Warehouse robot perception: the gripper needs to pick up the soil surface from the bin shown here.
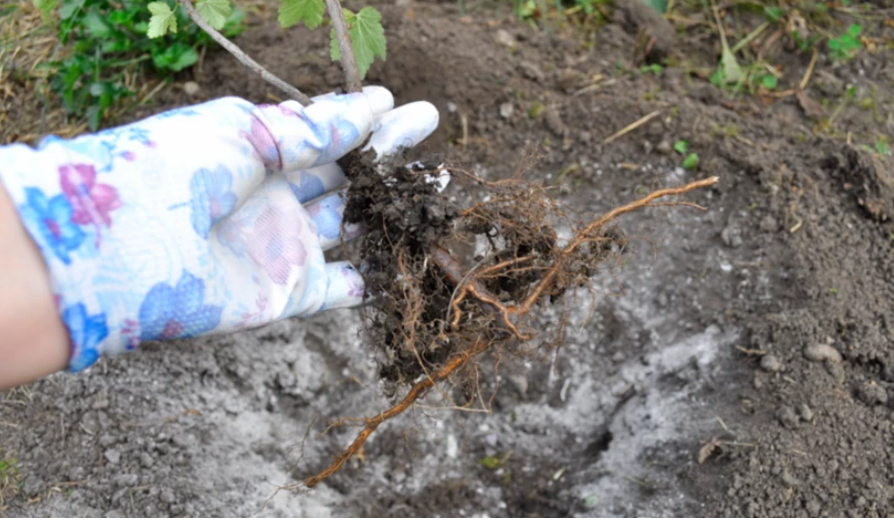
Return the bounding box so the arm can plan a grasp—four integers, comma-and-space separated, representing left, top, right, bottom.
3, 0, 894, 516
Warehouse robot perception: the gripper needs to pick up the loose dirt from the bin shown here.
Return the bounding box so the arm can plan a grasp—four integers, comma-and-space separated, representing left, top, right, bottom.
2, 0, 893, 516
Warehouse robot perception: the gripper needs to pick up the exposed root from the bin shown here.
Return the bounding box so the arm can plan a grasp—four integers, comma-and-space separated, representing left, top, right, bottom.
296, 155, 719, 488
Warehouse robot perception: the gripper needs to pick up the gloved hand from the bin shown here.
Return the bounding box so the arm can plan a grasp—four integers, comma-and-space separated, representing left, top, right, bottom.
0, 87, 441, 372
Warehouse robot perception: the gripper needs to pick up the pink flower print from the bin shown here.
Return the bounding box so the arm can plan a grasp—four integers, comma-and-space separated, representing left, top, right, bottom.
59, 164, 121, 244
241, 117, 282, 171
247, 207, 307, 285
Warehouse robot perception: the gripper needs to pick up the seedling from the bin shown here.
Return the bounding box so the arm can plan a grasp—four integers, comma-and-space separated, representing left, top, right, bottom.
828, 24, 862, 60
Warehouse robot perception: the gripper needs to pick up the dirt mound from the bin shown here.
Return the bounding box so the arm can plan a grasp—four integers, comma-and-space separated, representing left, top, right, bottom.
3, 0, 894, 516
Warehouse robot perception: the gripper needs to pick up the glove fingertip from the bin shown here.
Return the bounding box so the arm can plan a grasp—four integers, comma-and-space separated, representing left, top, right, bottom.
362, 86, 395, 116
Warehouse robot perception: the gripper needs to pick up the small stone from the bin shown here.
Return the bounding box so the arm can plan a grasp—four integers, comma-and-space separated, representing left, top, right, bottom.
781, 469, 799, 486
140, 452, 154, 468
99, 434, 117, 447
805, 499, 821, 516
856, 381, 888, 405
495, 29, 516, 49
22, 475, 43, 496
777, 406, 800, 429
578, 131, 592, 143
656, 140, 672, 154
519, 61, 545, 82
509, 375, 528, 396
825, 360, 846, 383
759, 215, 780, 233
104, 449, 121, 465
804, 344, 842, 363
545, 107, 565, 136
760, 354, 782, 373
160, 489, 176, 504
799, 403, 814, 422
115, 474, 138, 487
645, 120, 664, 137
721, 225, 743, 248
499, 102, 514, 119
183, 81, 201, 96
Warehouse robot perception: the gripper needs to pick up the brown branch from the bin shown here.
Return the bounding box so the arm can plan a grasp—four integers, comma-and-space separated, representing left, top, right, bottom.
178, 0, 314, 106
324, 0, 363, 93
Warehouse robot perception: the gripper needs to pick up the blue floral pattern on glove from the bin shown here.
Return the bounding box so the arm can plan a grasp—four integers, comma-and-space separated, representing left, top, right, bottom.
139, 272, 223, 341
0, 92, 396, 372
64, 303, 109, 373
20, 188, 86, 264
289, 171, 326, 203
189, 166, 238, 239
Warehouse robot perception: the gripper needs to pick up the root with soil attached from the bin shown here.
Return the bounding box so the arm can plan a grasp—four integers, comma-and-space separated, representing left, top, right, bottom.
295, 151, 718, 488
186, 0, 720, 490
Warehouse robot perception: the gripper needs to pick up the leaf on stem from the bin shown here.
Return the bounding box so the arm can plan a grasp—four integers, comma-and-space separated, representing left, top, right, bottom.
196, 0, 233, 30
279, 0, 326, 29
147, 1, 177, 38
330, 6, 386, 79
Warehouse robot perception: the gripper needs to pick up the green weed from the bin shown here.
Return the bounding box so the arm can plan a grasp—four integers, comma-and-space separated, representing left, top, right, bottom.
828, 24, 862, 60
47, 0, 244, 130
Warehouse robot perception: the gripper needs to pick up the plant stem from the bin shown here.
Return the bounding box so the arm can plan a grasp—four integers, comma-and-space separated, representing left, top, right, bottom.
325, 0, 363, 93
177, 0, 314, 106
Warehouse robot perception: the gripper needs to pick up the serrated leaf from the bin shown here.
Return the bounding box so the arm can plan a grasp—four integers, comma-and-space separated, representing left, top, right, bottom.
279, 0, 325, 29
147, 2, 177, 38
331, 7, 386, 79
196, 0, 232, 30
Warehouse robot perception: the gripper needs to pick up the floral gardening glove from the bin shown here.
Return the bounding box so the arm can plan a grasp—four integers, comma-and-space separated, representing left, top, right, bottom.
0, 87, 441, 372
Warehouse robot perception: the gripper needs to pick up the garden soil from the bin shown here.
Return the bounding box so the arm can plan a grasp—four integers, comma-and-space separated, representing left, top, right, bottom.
3, 0, 894, 516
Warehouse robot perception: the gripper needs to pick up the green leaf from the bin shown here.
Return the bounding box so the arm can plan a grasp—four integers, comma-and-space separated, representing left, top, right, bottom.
82, 11, 111, 38
58, 0, 84, 19
682, 153, 699, 170
331, 7, 387, 79
761, 75, 778, 89
847, 24, 862, 38
147, 1, 177, 38
673, 140, 689, 155
278, 0, 325, 29
196, 0, 232, 30
719, 47, 743, 85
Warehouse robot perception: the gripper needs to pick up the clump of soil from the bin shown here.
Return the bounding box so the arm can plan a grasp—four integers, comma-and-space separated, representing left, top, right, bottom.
338, 150, 626, 388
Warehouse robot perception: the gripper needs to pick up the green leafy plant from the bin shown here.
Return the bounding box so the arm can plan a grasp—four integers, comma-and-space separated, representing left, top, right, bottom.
673, 139, 699, 170
828, 24, 862, 60
149, 0, 386, 83
681, 153, 699, 170
36, 0, 244, 130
